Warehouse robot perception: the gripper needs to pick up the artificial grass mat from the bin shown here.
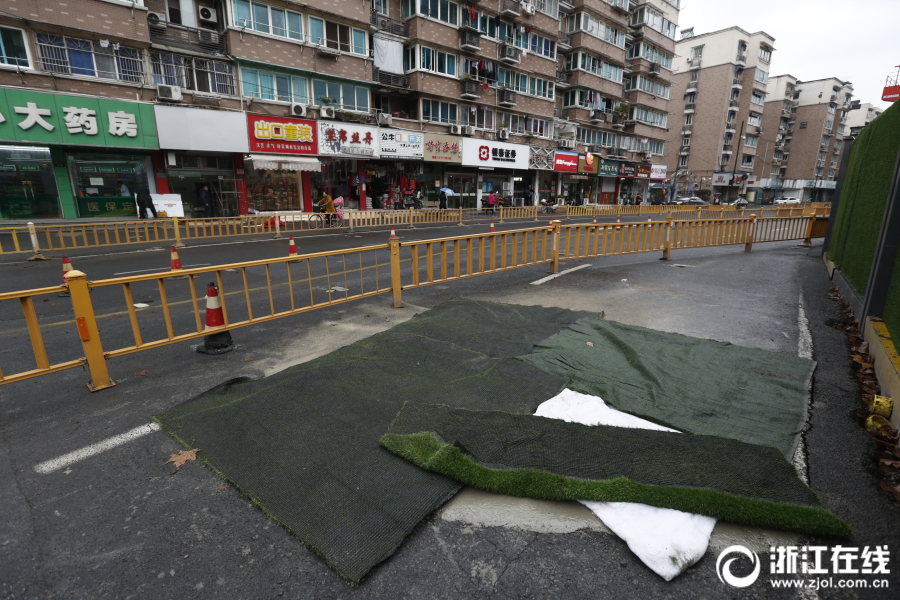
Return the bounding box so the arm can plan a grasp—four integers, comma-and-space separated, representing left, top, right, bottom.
381, 403, 852, 539
519, 317, 815, 458
154, 299, 585, 583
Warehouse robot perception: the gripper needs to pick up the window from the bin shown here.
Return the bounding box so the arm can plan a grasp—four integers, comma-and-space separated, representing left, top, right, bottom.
751, 92, 765, 105
309, 80, 368, 111
827, 105, 836, 114
625, 75, 670, 99
631, 6, 676, 38
691, 45, 704, 59
628, 42, 673, 69
167, 0, 182, 24
567, 13, 625, 48
422, 99, 457, 123
628, 106, 667, 128
233, 1, 304, 41
744, 135, 758, 148
0, 26, 29, 67
152, 53, 236, 95
771, 166, 780, 176
815, 167, 823, 177
36, 34, 143, 82
402, 0, 458, 25
679, 155, 688, 168
684, 113, 693, 125
307, 17, 367, 54
690, 70, 699, 82
741, 155, 754, 168
576, 128, 617, 147
648, 140, 664, 155
405, 46, 456, 76
460, 106, 494, 129
529, 33, 556, 59
748, 113, 761, 126
799, 122, 808, 129
528, 76, 554, 99
754, 69, 768, 84
534, 0, 559, 18
563, 88, 612, 111
565, 52, 622, 83
242, 68, 309, 103
824, 120, 833, 129
681, 136, 690, 147
838, 124, 846, 134
829, 169, 835, 178
758, 46, 772, 63
374, 0, 388, 15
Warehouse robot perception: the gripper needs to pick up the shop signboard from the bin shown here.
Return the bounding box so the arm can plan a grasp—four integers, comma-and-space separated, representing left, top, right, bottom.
0, 89, 157, 148
635, 163, 652, 179
816, 180, 837, 189
618, 162, 636, 177
247, 114, 316, 155
650, 164, 667, 180
529, 146, 554, 170
317, 121, 379, 158
554, 151, 578, 172
380, 130, 424, 159
712, 171, 756, 186
156, 106, 249, 153
578, 153, 600, 175
597, 159, 619, 177
76, 196, 138, 217
461, 139, 529, 169
423, 133, 463, 163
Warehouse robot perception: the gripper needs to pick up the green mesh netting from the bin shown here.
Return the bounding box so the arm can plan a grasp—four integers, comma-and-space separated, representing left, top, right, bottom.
518, 318, 815, 457
381, 403, 851, 538
154, 300, 585, 582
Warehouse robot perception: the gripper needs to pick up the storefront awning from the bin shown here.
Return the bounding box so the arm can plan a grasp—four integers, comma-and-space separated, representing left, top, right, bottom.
247, 154, 321, 171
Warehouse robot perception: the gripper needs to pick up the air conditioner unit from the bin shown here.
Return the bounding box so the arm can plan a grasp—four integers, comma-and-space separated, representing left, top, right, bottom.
463, 125, 476, 136
376, 113, 392, 126
558, 123, 576, 137
589, 144, 603, 154
317, 45, 341, 58
291, 103, 307, 117
502, 182, 513, 191
498, 128, 510, 140
156, 84, 183, 102
319, 106, 336, 118
147, 12, 167, 27
643, 152, 653, 160
449, 124, 463, 135
198, 7, 218, 24
686, 57, 692, 63
558, 139, 576, 149
525, 3, 536, 15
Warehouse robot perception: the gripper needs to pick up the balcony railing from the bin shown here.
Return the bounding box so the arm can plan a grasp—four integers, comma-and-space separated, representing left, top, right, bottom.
555, 71, 571, 88
557, 33, 572, 50
371, 11, 409, 37
729, 100, 740, 108
684, 102, 696, 111
501, 0, 521, 17
723, 144, 734, 152
736, 53, 747, 62
149, 22, 226, 55
732, 78, 743, 87
372, 67, 410, 89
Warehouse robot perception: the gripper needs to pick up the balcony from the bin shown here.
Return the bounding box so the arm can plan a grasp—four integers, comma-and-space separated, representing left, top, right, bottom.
611, 114, 625, 130
736, 53, 747, 63
459, 28, 481, 52
679, 146, 690, 155
725, 124, 736, 134
370, 11, 409, 37
684, 102, 696, 112
460, 79, 481, 100
500, 0, 521, 18
688, 59, 701, 69
149, 22, 226, 55
558, 0, 575, 12
732, 78, 743, 89
555, 71, 571, 89
649, 62, 661, 75
629, 26, 645, 39
498, 89, 517, 107
498, 44, 520, 64
723, 144, 734, 153
557, 33, 572, 51
682, 125, 693, 135
729, 100, 740, 108
372, 67, 410, 90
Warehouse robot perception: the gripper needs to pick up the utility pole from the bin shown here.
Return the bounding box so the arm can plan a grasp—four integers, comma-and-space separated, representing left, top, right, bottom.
730, 120, 746, 202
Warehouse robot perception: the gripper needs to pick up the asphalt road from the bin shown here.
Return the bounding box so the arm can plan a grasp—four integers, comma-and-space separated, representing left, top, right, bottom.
1, 232, 898, 599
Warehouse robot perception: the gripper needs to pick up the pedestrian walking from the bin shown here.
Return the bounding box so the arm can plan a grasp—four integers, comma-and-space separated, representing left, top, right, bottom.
198, 185, 212, 219
487, 191, 496, 214
439, 189, 448, 210
524, 184, 533, 205
136, 190, 157, 219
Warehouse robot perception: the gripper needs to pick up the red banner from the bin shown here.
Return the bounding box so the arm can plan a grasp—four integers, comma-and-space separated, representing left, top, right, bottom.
247, 114, 317, 154
554, 151, 578, 172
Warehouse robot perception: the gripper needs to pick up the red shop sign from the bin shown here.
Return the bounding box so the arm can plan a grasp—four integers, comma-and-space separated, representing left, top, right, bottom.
247, 114, 317, 155
554, 151, 578, 172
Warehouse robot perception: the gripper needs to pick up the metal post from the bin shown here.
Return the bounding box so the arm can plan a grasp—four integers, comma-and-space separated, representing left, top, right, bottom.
408, 207, 416, 229
389, 236, 404, 308
798, 209, 817, 247
26, 222, 50, 261
498, 205, 505, 224
662, 214, 673, 261
744, 214, 757, 253
172, 216, 185, 248
457, 206, 464, 227
347, 210, 356, 234
273, 211, 282, 239
550, 220, 561, 273
861, 147, 900, 322
65, 270, 115, 391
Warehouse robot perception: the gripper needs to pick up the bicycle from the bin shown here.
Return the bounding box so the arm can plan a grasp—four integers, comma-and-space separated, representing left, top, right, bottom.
309, 209, 344, 229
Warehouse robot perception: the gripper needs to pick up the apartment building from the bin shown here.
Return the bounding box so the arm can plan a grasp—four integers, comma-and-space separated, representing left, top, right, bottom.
845, 102, 883, 131
663, 26, 776, 203
0, 0, 678, 220
757, 74, 798, 200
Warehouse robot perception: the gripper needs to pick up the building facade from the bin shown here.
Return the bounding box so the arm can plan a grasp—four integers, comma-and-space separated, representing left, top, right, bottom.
662, 26, 775, 202
844, 102, 883, 132
0, 0, 677, 220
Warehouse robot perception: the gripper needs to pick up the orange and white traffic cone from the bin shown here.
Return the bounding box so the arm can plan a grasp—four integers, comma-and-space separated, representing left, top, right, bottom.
647, 216, 652, 223
489, 221, 495, 233
170, 247, 183, 272
592, 216, 597, 226
59, 257, 74, 296
615, 215, 622, 230
390, 226, 397, 239
288, 235, 297, 256
197, 282, 233, 355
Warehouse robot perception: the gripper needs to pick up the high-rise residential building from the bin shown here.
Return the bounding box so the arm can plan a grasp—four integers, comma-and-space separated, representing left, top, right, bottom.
845, 102, 883, 131
758, 74, 799, 199
0, 0, 679, 221
662, 26, 776, 202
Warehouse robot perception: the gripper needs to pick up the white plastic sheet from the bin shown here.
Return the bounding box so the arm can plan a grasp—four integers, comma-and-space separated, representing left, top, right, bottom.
373, 36, 404, 74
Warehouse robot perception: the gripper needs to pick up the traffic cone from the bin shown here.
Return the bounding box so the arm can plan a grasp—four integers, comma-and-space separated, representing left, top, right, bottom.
197, 282, 233, 355
170, 247, 183, 272
615, 215, 622, 230
647, 216, 652, 223
288, 236, 297, 256
592, 216, 597, 226
390, 226, 397, 239
59, 257, 73, 296
489, 221, 495, 233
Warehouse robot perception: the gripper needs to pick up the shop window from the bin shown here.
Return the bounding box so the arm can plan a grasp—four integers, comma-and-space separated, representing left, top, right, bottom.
68, 152, 151, 216
152, 53, 236, 95
0, 146, 59, 219
233, 1, 305, 41
243, 68, 309, 104
0, 26, 30, 68
308, 17, 367, 55
36, 34, 144, 82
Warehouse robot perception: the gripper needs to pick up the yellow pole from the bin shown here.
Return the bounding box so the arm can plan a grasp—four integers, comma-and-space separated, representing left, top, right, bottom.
408, 207, 416, 229
662, 213, 673, 261
273, 211, 282, 239
26, 222, 51, 261
65, 270, 115, 391
550, 220, 561, 273
458, 206, 464, 227
498, 204, 505, 223
798, 209, 816, 247
389, 236, 404, 308
172, 216, 185, 248
744, 214, 757, 253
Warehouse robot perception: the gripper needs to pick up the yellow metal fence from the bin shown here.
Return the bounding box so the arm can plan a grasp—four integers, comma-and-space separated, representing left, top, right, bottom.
0, 213, 823, 389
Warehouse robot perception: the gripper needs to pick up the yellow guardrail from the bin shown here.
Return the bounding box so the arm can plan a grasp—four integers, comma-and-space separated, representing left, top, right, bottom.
0, 212, 824, 390
1, 204, 831, 258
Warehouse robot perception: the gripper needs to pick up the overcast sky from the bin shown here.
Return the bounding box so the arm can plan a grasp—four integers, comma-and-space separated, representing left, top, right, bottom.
676, 0, 895, 110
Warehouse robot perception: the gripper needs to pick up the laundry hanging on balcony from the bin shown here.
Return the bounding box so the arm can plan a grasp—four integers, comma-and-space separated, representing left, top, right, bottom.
373, 36, 404, 75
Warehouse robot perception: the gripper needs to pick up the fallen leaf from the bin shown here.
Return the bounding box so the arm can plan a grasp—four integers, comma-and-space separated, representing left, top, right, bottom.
586, 342, 594, 347
878, 481, 900, 502
165, 448, 200, 470
219, 486, 227, 491
134, 370, 149, 376
244, 359, 253, 362
43, 298, 49, 302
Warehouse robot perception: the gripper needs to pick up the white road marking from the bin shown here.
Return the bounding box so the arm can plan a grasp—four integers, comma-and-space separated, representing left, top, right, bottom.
34, 422, 161, 474
113, 264, 210, 275
530, 264, 591, 285
793, 292, 812, 485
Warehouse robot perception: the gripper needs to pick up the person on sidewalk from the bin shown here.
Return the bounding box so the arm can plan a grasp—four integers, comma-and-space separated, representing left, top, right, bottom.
198, 185, 212, 219
136, 190, 157, 219
487, 191, 496, 214
439, 189, 448, 210
524, 184, 533, 206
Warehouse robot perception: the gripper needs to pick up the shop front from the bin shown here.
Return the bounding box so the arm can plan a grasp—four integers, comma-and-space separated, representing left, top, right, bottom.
573, 153, 602, 204
554, 151, 579, 204
711, 171, 758, 203
424, 133, 466, 208
631, 163, 653, 202
0, 89, 158, 219
156, 105, 251, 217
649, 164, 667, 203
528, 146, 555, 206
461, 139, 530, 208
617, 162, 637, 203
367, 129, 426, 209
597, 159, 620, 204
244, 113, 318, 213
316, 121, 380, 211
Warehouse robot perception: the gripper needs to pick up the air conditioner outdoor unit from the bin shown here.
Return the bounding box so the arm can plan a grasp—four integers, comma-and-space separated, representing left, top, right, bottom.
502, 182, 513, 191
498, 128, 510, 140
319, 106, 336, 118
686, 57, 692, 63
317, 45, 341, 58
156, 84, 183, 102
377, 113, 392, 126
558, 123, 576, 137
525, 3, 536, 15
590, 113, 606, 123
463, 125, 475, 136
291, 103, 307, 117
558, 139, 576, 149
643, 152, 653, 160
449, 124, 463, 135
198, 7, 218, 24
147, 12, 167, 27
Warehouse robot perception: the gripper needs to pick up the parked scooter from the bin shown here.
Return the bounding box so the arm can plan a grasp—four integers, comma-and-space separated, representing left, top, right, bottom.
539, 200, 558, 214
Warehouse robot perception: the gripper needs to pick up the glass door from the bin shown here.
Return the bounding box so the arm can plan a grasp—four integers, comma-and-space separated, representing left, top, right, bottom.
447, 172, 476, 209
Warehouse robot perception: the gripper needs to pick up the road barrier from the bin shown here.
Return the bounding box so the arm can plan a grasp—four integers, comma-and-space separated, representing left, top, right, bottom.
0, 212, 825, 390
0, 204, 832, 257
